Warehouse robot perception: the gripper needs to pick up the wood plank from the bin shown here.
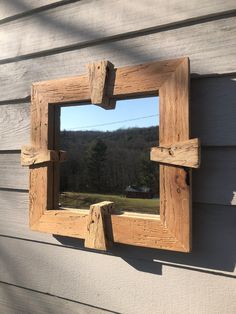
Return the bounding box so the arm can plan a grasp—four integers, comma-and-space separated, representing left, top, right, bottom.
0, 1, 63, 21
0, 0, 235, 61
21, 145, 67, 166
0, 103, 30, 151
0, 232, 235, 314
0, 153, 28, 190
0, 282, 115, 314
1, 16, 236, 103
151, 138, 200, 168
158, 58, 191, 251
85, 202, 114, 251
88, 60, 116, 109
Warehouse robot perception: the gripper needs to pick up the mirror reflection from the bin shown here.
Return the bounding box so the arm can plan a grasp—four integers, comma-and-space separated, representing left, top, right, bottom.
59, 97, 160, 214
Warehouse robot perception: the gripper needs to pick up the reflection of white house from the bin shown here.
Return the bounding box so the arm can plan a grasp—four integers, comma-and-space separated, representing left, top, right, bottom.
125, 185, 154, 199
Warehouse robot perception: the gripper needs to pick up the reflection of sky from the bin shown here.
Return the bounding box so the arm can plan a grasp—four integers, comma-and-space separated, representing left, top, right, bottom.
61, 97, 159, 131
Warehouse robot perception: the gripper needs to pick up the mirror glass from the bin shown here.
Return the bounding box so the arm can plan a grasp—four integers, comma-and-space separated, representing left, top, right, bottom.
59, 96, 160, 214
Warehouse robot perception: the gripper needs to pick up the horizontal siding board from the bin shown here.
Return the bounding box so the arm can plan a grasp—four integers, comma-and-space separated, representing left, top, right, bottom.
0, 103, 30, 150
191, 76, 236, 146
0, 1, 63, 21
0, 282, 114, 314
0, 219, 235, 314
0, 0, 236, 61
1, 148, 236, 206
0, 190, 235, 275
0, 154, 28, 190
1, 17, 236, 102
0, 76, 236, 150
193, 148, 236, 205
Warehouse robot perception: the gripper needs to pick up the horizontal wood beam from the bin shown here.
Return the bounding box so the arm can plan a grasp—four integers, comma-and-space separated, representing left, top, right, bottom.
150, 138, 200, 168
21, 145, 67, 166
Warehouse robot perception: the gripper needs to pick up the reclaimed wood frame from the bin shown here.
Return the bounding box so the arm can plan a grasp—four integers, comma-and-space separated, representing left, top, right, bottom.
29, 57, 191, 252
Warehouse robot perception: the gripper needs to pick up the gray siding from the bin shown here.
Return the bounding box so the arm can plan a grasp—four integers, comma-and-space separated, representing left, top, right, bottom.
0, 1, 235, 313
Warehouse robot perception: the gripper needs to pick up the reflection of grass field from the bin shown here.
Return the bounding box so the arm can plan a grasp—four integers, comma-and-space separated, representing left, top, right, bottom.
60, 192, 159, 214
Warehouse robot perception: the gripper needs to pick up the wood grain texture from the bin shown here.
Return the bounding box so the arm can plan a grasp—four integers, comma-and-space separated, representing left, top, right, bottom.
0, 103, 30, 151
151, 138, 200, 168
28, 58, 191, 252
0, 0, 235, 61
85, 201, 114, 250
21, 145, 67, 166
159, 58, 191, 251
1, 17, 236, 102
0, 1, 63, 21
0, 282, 113, 314
0, 235, 235, 314
0, 153, 28, 190
88, 60, 116, 109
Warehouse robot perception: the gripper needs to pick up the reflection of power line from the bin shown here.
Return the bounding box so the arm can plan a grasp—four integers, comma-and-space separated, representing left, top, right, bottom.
67, 114, 159, 130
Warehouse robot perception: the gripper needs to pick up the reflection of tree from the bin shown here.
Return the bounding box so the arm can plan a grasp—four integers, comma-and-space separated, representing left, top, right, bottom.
86, 139, 107, 192
138, 158, 159, 195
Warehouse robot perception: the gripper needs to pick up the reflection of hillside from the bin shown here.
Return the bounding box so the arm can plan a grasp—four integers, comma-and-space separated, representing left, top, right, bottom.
60, 126, 159, 195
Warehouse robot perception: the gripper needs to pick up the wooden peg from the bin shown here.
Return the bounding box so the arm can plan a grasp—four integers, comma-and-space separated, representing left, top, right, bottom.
21, 145, 67, 166
85, 201, 114, 251
150, 138, 200, 168
87, 60, 116, 110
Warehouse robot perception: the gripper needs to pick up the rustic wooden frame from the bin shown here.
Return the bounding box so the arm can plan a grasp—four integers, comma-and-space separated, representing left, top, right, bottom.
28, 58, 192, 252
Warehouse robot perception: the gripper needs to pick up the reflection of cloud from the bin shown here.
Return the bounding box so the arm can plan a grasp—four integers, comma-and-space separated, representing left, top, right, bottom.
231, 192, 236, 205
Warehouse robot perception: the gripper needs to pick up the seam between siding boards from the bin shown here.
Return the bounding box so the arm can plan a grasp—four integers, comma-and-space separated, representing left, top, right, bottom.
0, 10, 235, 65
0, 0, 81, 25
0, 280, 120, 314
0, 234, 235, 279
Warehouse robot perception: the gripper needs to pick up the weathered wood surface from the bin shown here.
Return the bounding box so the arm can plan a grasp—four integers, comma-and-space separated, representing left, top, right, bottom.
0, 153, 28, 190
0, 0, 235, 61
151, 138, 200, 168
0, 103, 30, 151
21, 145, 67, 166
85, 201, 114, 250
1, 76, 236, 150
26, 58, 191, 252
1, 147, 236, 205
0, 282, 116, 314
88, 60, 116, 109
0, 231, 235, 314
1, 17, 236, 102
0, 1, 63, 22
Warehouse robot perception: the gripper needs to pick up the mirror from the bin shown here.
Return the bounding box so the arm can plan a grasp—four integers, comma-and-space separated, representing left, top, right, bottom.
59, 96, 159, 214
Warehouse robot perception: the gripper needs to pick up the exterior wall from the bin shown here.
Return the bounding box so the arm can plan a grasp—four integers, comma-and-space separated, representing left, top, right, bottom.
0, 1, 235, 313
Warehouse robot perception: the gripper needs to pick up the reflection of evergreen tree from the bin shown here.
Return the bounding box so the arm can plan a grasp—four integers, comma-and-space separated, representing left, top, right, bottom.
138, 158, 159, 194
86, 139, 107, 192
